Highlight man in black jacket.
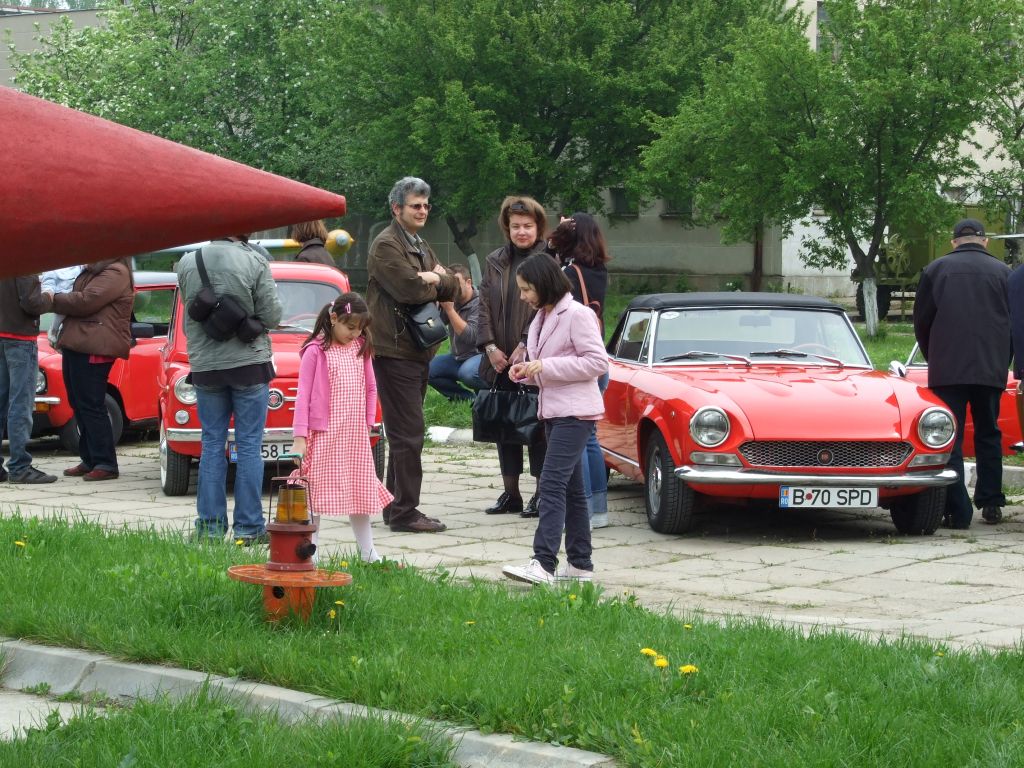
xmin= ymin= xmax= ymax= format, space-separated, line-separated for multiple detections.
xmin=914 ymin=218 xmax=1010 ymax=528
xmin=0 ymin=276 xmax=55 ymax=484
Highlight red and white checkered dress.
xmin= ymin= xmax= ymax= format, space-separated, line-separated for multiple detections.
xmin=300 ymin=341 xmax=392 ymax=516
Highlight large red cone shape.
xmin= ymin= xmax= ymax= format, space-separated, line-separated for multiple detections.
xmin=0 ymin=88 xmax=346 ymax=279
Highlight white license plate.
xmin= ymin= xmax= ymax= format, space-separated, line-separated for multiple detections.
xmin=228 ymin=442 xmax=294 ymax=463
xmin=779 ymin=486 xmax=878 ymax=508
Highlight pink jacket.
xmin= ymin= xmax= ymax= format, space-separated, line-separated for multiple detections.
xmin=292 ymin=340 xmax=377 ymax=438
xmin=524 ymin=293 xmax=608 ymax=420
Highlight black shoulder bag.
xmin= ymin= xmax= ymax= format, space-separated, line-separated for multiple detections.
xmin=187 ymin=249 xmax=265 ymax=343
xmin=400 ymin=243 xmax=448 ymax=349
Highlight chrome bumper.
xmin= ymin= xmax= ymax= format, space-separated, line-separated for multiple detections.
xmin=166 ymin=424 xmax=385 ymax=443
xmin=674 ymin=466 xmax=958 ymax=488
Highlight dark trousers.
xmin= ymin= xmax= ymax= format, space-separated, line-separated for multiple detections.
xmin=932 ymin=384 xmax=1006 ymax=527
xmin=61 ymin=349 xmax=117 ymax=472
xmin=496 ymin=437 xmax=546 ymax=479
xmin=533 ymin=417 xmax=594 ymax=573
xmin=373 ymin=356 xmax=428 ymax=527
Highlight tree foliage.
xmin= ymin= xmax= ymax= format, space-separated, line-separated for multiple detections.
xmin=644 ymin=0 xmax=1021 ymax=332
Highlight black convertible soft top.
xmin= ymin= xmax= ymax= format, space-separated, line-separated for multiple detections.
xmin=625 ymin=292 xmax=844 ymax=312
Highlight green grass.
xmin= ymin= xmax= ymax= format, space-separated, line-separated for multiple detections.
xmin=0 ymin=687 xmax=457 ymax=767
xmin=4 ymin=515 xmax=1024 ymax=767
xmin=855 ymin=321 xmax=917 ymax=370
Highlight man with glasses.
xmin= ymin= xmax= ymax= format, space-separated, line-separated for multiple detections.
xmin=367 ymin=177 xmax=460 ymax=533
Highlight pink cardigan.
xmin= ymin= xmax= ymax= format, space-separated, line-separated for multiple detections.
xmin=292 ymin=340 xmax=377 ymax=438
xmin=524 ymin=293 xmax=608 ymax=420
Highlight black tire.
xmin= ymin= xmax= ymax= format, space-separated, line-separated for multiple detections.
xmin=855 ymin=284 xmax=892 ymax=320
xmin=373 ymin=436 xmax=386 ymax=482
xmin=58 ymin=393 xmax=124 ymax=453
xmin=889 ymin=486 xmax=946 ymax=535
xmin=643 ymin=432 xmax=698 ymax=534
xmin=160 ymin=420 xmax=192 ymax=496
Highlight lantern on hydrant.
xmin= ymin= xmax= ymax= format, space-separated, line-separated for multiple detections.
xmin=227 ymin=475 xmax=351 ymax=622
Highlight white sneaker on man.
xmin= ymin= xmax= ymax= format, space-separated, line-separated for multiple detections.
xmin=502 ymin=558 xmax=555 ymax=585
xmin=556 ymin=563 xmax=594 ymax=582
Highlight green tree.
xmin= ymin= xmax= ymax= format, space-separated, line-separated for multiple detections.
xmin=332 ymin=0 xmax=790 ymax=278
xmin=644 ymin=0 xmax=1020 ymax=334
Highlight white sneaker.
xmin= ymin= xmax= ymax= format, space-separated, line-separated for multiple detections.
xmin=556 ymin=563 xmax=594 ymax=582
xmin=502 ymin=558 xmax=555 ymax=585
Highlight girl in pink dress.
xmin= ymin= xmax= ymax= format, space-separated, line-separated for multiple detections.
xmin=292 ymin=292 xmax=392 ymax=563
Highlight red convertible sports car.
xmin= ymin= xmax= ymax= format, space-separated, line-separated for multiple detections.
xmin=599 ymin=293 xmax=959 ymax=536
xmin=158 ymin=260 xmax=384 ymax=496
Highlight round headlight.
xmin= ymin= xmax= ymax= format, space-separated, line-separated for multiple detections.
xmin=918 ymin=407 xmax=955 ymax=448
xmin=174 ymin=375 xmax=197 ymax=406
xmin=35 ymin=368 xmax=46 ymax=395
xmin=689 ymin=406 xmax=730 ymax=448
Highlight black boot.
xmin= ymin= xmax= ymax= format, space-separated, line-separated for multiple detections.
xmin=485 ymin=491 xmax=523 ymax=515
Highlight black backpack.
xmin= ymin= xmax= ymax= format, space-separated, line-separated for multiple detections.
xmin=186 ymin=249 xmax=265 ymax=343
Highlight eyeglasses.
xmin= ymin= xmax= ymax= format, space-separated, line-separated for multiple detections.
xmin=405 ymin=202 xmax=432 ymax=212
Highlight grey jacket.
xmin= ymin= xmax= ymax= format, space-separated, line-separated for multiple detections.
xmin=176 ymin=240 xmax=283 ymax=373
xmin=446 ymin=290 xmax=481 ymax=361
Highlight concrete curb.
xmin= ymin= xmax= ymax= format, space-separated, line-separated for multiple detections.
xmin=0 ymin=637 xmax=616 ymax=768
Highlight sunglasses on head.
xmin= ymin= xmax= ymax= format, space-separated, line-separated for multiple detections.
xmin=508 ymin=201 xmax=529 ymax=213
xmin=406 ymin=202 xmax=432 ymax=212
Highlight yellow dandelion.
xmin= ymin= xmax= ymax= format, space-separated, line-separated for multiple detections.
xmin=654 ymin=656 xmax=669 ymax=668
xmin=340 ymin=560 xmax=349 ymax=568
xmin=14 ymin=540 xmax=26 ymax=548
xmin=935 ymin=651 xmax=945 ymax=657
xmin=539 ymin=618 xmax=544 ymax=627
xmin=679 ymin=664 xmax=699 ymax=675
xmin=464 ymin=620 xmax=476 ymax=626
xmin=683 ymin=624 xmax=693 ymax=630
xmin=328 ymin=609 xmax=337 ymax=620
xmin=334 ymin=600 xmax=345 ymax=607
xmin=235 ymin=539 xmax=245 ymax=546
xmin=568 ymin=594 xmax=577 ymax=601
xmin=640 ymin=648 xmax=658 ymax=657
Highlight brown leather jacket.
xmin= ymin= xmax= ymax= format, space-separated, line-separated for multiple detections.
xmin=366 ymin=220 xmax=459 ymax=361
xmin=53 ymin=259 xmax=134 ymax=359
xmin=477 ymin=242 xmax=549 ymax=384
xmin=0 ymin=276 xmax=52 ymax=337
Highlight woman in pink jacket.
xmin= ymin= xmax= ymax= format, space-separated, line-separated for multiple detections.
xmin=502 ymin=254 xmax=608 ymax=585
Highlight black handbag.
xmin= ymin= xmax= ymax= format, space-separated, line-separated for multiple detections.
xmin=472 ymin=386 xmax=540 ymax=446
xmin=403 ymin=302 xmax=447 ymax=349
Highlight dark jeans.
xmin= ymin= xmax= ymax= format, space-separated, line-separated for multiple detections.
xmin=374 ymin=356 xmax=429 ymax=527
xmin=429 ymin=352 xmax=485 ymax=401
xmin=932 ymin=384 xmax=1006 ymax=527
xmin=0 ymin=338 xmax=37 ymax=475
xmin=61 ymin=349 xmax=117 ymax=472
xmin=533 ymin=417 xmax=594 ymax=573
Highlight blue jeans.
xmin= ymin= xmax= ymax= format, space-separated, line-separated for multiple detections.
xmin=579 ymin=372 xmax=610 ymax=499
xmin=195 ymin=382 xmax=269 ymax=538
xmin=533 ymin=417 xmax=594 ymax=573
xmin=428 ymin=352 xmax=485 ymax=400
xmin=0 ymin=338 xmax=38 ymax=475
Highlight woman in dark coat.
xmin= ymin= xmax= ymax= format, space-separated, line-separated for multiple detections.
xmin=548 ymin=212 xmax=611 ymax=527
xmin=291 ymin=220 xmax=336 ymax=267
xmin=475 ymin=196 xmax=550 ymax=518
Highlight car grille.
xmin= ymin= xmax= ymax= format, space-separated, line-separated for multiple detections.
xmin=738 ymin=441 xmax=913 ymax=468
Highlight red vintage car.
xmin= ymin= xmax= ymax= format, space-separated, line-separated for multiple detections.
xmin=895 ymin=344 xmax=1021 ymax=457
xmin=599 ymin=293 xmax=959 ymax=536
xmin=33 ymin=272 xmax=177 ymax=451
xmin=158 ymin=260 xmax=384 ymax=496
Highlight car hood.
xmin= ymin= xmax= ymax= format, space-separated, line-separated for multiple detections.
xmin=269 ymin=332 xmax=308 ymax=378
xmin=661 ymin=366 xmax=940 ymax=441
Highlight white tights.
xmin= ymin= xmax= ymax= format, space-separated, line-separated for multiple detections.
xmin=349 ymin=515 xmax=380 ymax=563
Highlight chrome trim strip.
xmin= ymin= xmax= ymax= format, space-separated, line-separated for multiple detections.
xmin=601 ymin=446 xmax=640 ymax=468
xmin=166 ymin=427 xmax=294 ymax=443
xmin=34 ymin=397 xmax=60 ymax=405
xmin=674 ymin=466 xmax=958 ymax=488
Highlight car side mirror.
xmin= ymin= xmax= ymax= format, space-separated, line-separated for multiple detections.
xmin=887 ymin=360 xmax=907 ymax=377
xmin=131 ymin=322 xmax=156 ymax=340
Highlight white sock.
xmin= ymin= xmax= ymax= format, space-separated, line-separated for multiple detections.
xmin=350 ymin=515 xmax=381 ymax=562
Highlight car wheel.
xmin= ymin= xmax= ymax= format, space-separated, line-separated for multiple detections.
xmin=160 ymin=420 xmax=191 ymax=496
xmin=58 ymin=394 xmax=124 ymax=453
xmin=373 ymin=436 xmax=386 ymax=482
xmin=889 ymin=486 xmax=946 ymax=535
xmin=644 ymin=432 xmax=698 ymax=534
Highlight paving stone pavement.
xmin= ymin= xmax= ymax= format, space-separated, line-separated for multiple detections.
xmin=1 ymin=436 xmax=1023 ymax=652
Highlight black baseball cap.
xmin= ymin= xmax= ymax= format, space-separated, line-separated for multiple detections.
xmin=953 ymin=218 xmax=986 ymax=238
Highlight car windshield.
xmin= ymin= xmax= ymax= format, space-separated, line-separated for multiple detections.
xmin=275 ymin=280 xmax=343 ymax=332
xmin=652 ymin=306 xmax=870 ymax=366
